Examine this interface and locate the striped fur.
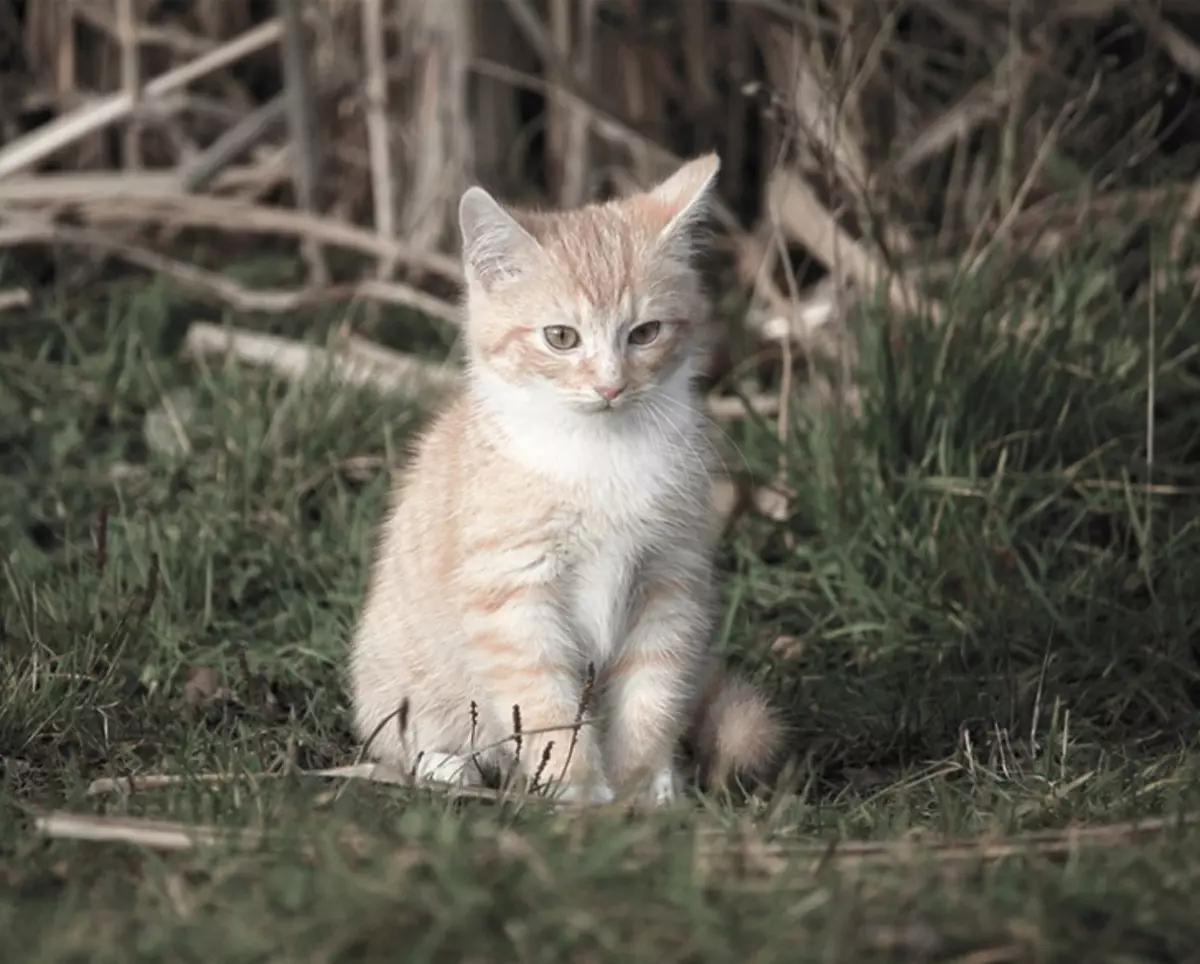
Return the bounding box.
[348,154,783,805]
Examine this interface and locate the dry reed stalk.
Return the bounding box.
[1,0,1195,449]
[402,0,472,254]
[3,190,463,282]
[279,0,329,284]
[0,166,283,202]
[361,0,396,262]
[549,0,596,208]
[115,0,142,170]
[0,217,459,320]
[0,18,284,180]
[470,2,528,189]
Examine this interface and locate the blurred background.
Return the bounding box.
[0,0,1196,406]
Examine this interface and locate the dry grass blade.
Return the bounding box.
[402,0,472,253]
[83,762,586,809]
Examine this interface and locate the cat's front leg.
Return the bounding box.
[465,591,613,804]
[604,573,710,806]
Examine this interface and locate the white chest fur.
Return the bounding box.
[473,370,708,662]
[568,528,639,661]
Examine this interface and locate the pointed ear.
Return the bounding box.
[458,186,541,294]
[646,152,721,255]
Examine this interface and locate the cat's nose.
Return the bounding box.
[594,383,627,402]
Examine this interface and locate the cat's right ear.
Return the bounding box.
[458,187,541,295]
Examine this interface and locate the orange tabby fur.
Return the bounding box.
[348,154,783,804]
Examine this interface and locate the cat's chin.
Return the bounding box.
[570,397,635,416]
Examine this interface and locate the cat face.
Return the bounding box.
[457,155,720,416]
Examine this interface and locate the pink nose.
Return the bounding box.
[595,383,626,401]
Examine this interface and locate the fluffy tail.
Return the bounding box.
[687,659,785,788]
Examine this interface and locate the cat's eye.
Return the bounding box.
[628,321,662,346]
[543,325,580,351]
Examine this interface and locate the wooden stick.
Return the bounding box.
[0,288,31,311]
[36,811,261,852]
[180,321,460,398]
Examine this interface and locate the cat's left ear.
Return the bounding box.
[645,152,721,260]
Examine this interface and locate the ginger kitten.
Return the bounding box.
[348,153,782,805]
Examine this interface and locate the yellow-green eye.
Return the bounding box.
[628,321,662,346]
[543,325,580,351]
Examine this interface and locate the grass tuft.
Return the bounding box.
[4,241,1200,961]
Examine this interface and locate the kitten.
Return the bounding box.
[348,153,783,805]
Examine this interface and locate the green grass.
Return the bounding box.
[3,239,1200,962]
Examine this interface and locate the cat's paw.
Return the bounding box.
[415,751,475,786]
[553,779,616,805]
[648,767,680,806]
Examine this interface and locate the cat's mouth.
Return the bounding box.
[577,394,634,415]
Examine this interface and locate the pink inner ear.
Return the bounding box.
[630,195,684,235]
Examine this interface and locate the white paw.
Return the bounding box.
[554,779,616,805]
[415,751,474,785]
[649,767,680,806]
